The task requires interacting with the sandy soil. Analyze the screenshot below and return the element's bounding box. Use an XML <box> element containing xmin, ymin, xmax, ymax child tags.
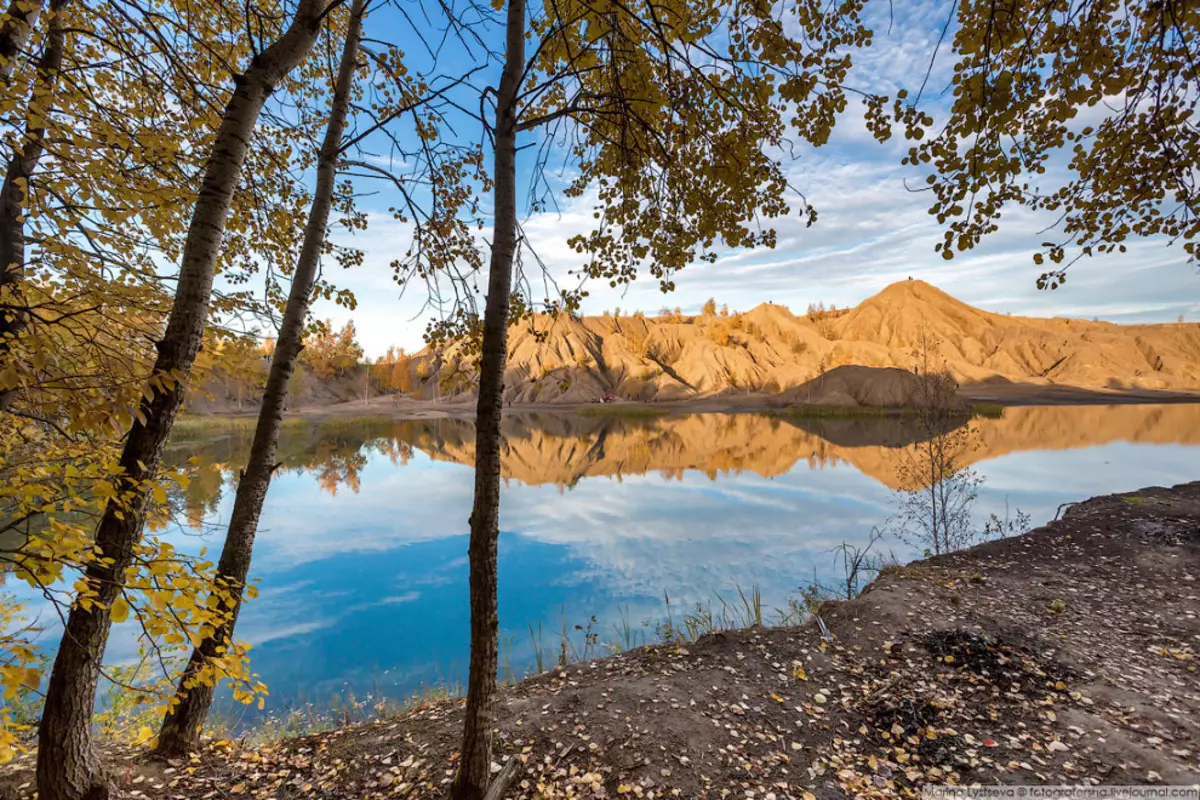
<box><xmin>189</xmin><ymin>280</ymin><xmax>1200</xmax><ymax>417</ymax></box>
<box><xmin>273</xmin><ymin>382</ymin><xmax>1200</xmax><ymax>423</ymax></box>
<box><xmin>956</xmin><ymin>381</ymin><xmax>1200</xmax><ymax>406</ymax></box>
<box><xmin>283</xmin><ymin>391</ymin><xmax>779</xmax><ymax>421</ymax></box>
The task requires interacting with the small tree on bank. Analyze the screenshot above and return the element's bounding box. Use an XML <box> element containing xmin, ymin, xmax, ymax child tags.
<box><xmin>892</xmin><ymin>416</ymin><xmax>981</xmax><ymax>557</ymax></box>
<box><xmin>891</xmin><ymin>328</ymin><xmax>978</xmax><ymax>556</ymax></box>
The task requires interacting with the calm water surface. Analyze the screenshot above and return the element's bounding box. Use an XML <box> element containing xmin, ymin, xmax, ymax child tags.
<box><xmin>16</xmin><ymin>405</ymin><xmax>1200</xmax><ymax>717</ymax></box>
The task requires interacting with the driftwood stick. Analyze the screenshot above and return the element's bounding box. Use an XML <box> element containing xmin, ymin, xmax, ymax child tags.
<box><xmin>482</xmin><ymin>757</ymin><xmax>522</xmax><ymax>800</ymax></box>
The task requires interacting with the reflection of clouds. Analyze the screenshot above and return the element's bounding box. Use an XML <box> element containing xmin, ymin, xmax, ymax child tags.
<box><xmin>500</xmin><ymin>467</ymin><xmax>897</xmax><ymax>614</ymax></box>
<box><xmin>237</xmin><ymin>579</ymin><xmax>340</xmax><ymax>648</ymax></box>
<box><xmin>245</xmin><ymin>619</ymin><xmax>335</xmax><ymax>646</ymax></box>
<box><xmin>15</xmin><ymin>415</ymin><xmax>1200</xmax><ymax>714</ymax></box>
<box><xmin>972</xmin><ymin>443</ymin><xmax>1200</xmax><ymax>526</ymax></box>
<box><xmin>245</xmin><ymin>452</ymin><xmax>474</xmax><ymax>569</ymax></box>
<box><xmin>378</xmin><ymin>591</ymin><xmax>421</xmax><ymax>605</ymax></box>
<box><xmin>344</xmin><ymin>591</ymin><xmax>422</xmax><ymax>613</ymax></box>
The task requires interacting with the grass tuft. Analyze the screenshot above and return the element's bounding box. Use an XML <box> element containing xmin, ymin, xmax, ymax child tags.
<box><xmin>761</xmin><ymin>405</ymin><xmax>920</xmax><ymax>420</ymax></box>
<box><xmin>205</xmin><ymin>681</ymin><xmax>460</xmax><ymax>746</ymax></box>
<box><xmin>576</xmin><ymin>405</ymin><xmax>671</xmax><ymax>419</ymax></box>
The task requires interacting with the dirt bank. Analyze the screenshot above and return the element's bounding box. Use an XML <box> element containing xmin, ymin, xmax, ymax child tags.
<box><xmin>5</xmin><ymin>481</ymin><xmax>1198</xmax><ymax>798</ymax></box>
<box><xmin>955</xmin><ymin>381</ymin><xmax>1200</xmax><ymax>406</ymax></box>
<box><xmin>276</xmin><ymin>381</ymin><xmax>1200</xmax><ymax>423</ymax></box>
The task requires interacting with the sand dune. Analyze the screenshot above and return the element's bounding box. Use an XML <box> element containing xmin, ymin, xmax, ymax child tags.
<box><xmin>411</xmin><ymin>280</ymin><xmax>1200</xmax><ymax>406</ymax></box>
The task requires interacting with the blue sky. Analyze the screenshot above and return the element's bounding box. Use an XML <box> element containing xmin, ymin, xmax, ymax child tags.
<box><xmin>308</xmin><ymin>0</ymin><xmax>1200</xmax><ymax>357</ymax></box>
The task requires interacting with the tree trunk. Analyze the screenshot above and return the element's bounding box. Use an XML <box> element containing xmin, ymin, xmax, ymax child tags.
<box><xmin>928</xmin><ymin>439</ymin><xmax>939</xmax><ymax>554</ymax></box>
<box><xmin>155</xmin><ymin>0</ymin><xmax>365</xmax><ymax>757</ymax></box>
<box><xmin>0</xmin><ymin>0</ymin><xmax>66</xmax><ymax>412</ymax></box>
<box><xmin>35</xmin><ymin>3</ymin><xmax>326</xmax><ymax>798</ymax></box>
<box><xmin>450</xmin><ymin>0</ymin><xmax>525</xmax><ymax>797</ymax></box>
<box><xmin>0</xmin><ymin>0</ymin><xmax>44</xmax><ymax>83</ymax></box>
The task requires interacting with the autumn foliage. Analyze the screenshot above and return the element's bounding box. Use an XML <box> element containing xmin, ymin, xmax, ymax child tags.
<box><xmin>300</xmin><ymin>320</ymin><xmax>364</xmax><ymax>380</ymax></box>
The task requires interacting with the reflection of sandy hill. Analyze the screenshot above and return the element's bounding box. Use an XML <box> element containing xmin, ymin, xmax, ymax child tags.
<box><xmin>411</xmin><ymin>281</ymin><xmax>1200</xmax><ymax>404</ymax></box>
<box><xmin>783</xmin><ymin>405</ymin><xmax>1200</xmax><ymax>489</ymax></box>
<box><xmin>402</xmin><ymin>405</ymin><xmax>1200</xmax><ymax>491</ymax></box>
<box><xmin>413</xmin><ymin>414</ymin><xmax>892</xmax><ymax>488</ymax></box>
<box><xmin>971</xmin><ymin>403</ymin><xmax>1200</xmax><ymax>456</ymax></box>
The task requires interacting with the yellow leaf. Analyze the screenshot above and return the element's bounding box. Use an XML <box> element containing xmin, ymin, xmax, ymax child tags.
<box><xmin>111</xmin><ymin>597</ymin><xmax>130</xmax><ymax>623</ymax></box>
<box><xmin>20</xmin><ymin>667</ymin><xmax>40</xmax><ymax>689</ymax></box>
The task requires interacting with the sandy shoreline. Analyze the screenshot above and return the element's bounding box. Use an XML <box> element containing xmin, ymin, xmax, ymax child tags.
<box><xmin>200</xmin><ymin>382</ymin><xmax>1200</xmax><ymax>423</ymax></box>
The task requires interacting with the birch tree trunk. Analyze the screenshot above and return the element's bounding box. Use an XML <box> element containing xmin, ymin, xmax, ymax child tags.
<box><xmin>36</xmin><ymin>3</ymin><xmax>326</xmax><ymax>797</ymax></box>
<box><xmin>0</xmin><ymin>0</ymin><xmax>43</xmax><ymax>83</ymax></box>
<box><xmin>450</xmin><ymin>0</ymin><xmax>525</xmax><ymax>797</ymax></box>
<box><xmin>154</xmin><ymin>0</ymin><xmax>365</xmax><ymax>756</ymax></box>
<box><xmin>0</xmin><ymin>0</ymin><xmax>65</xmax><ymax>412</ymax></box>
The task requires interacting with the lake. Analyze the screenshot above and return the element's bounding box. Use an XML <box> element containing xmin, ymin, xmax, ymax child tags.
<box><xmin>13</xmin><ymin>404</ymin><xmax>1200</xmax><ymax>724</ymax></box>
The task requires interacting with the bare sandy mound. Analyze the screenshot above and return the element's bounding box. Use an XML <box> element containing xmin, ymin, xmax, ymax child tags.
<box><xmin>772</xmin><ymin>364</ymin><xmax>929</xmax><ymax>407</ymax></box>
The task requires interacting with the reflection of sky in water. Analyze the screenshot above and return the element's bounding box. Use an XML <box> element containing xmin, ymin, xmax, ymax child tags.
<box><xmin>10</xmin><ymin>408</ymin><xmax>1200</xmax><ymax>716</ymax></box>
<box><xmin>189</xmin><ymin>452</ymin><xmax>904</xmax><ymax>707</ymax></box>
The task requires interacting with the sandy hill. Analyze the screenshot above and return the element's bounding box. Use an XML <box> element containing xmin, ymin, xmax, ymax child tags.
<box><xmin>404</xmin><ymin>280</ymin><xmax>1200</xmax><ymax>406</ymax></box>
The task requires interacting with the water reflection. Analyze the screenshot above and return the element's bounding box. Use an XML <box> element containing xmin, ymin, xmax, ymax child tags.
<box><xmin>171</xmin><ymin>403</ymin><xmax>1200</xmax><ymax>506</ymax></box>
<box><xmin>82</xmin><ymin>404</ymin><xmax>1200</xmax><ymax>710</ymax></box>
<box><xmin>171</xmin><ymin>425</ymin><xmax>392</xmax><ymax>528</ymax></box>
